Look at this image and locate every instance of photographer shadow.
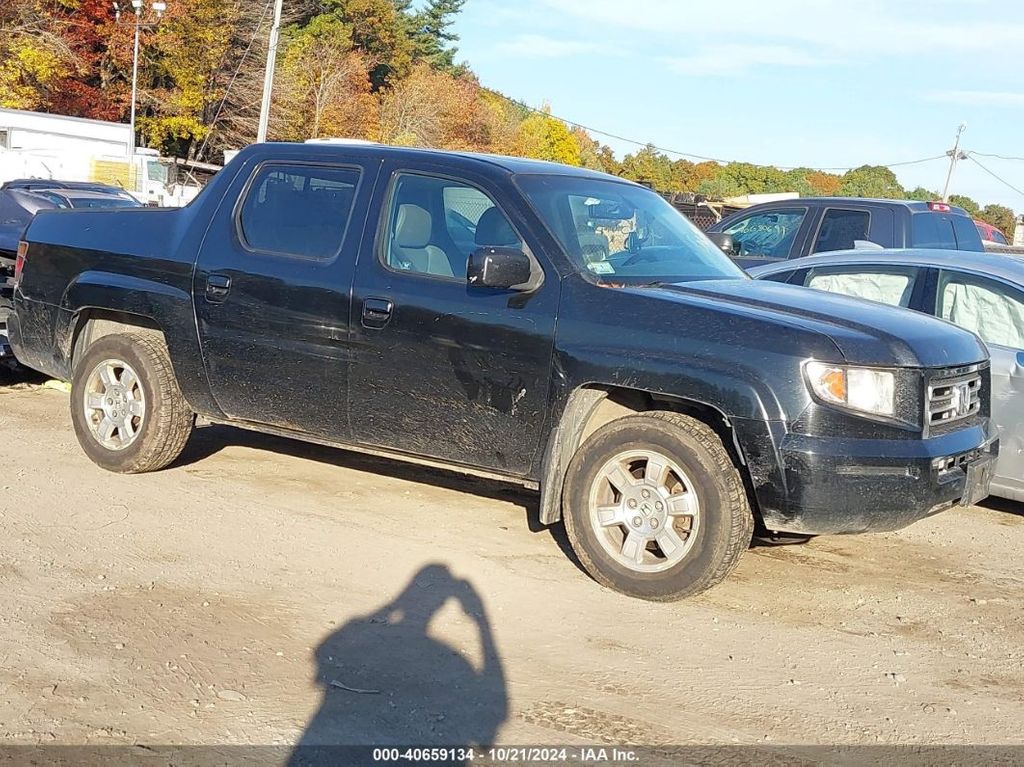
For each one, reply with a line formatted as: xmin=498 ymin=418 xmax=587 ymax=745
xmin=288 ymin=564 xmax=507 ymax=766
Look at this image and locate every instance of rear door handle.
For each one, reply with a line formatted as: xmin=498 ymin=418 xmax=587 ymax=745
xmin=361 ymin=297 xmax=394 ymax=328
xmin=205 ymin=273 xmax=231 ymax=302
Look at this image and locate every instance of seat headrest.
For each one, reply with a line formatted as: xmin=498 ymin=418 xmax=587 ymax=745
xmin=394 ymin=204 xmax=432 ymax=249
xmin=475 ymin=206 xmax=520 ymax=248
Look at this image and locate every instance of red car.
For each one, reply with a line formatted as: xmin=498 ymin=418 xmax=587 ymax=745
xmin=974 ymin=219 xmax=1009 ymax=246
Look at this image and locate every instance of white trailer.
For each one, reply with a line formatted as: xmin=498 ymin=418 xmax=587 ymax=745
xmin=0 ymin=107 xmax=201 ymax=206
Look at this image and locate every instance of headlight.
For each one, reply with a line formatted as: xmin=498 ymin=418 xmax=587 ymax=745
xmin=805 ymin=361 xmax=896 ymax=418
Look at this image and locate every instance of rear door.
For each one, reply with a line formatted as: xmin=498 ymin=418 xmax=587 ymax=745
xmin=800 ymin=263 xmax=925 ymax=308
xmin=193 ymin=157 xmax=379 ymax=440
xmin=932 ymin=270 xmax=1024 ymax=495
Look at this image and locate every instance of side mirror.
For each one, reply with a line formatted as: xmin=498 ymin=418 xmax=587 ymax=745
xmin=467 ymin=247 xmax=532 ymax=290
xmin=706 ymin=231 xmax=737 ymax=256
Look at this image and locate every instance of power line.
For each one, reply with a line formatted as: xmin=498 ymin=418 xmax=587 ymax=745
xmin=487 ymin=87 xmax=948 ymax=173
xmin=970 ymin=150 xmax=1024 ymax=162
xmin=966 ymin=153 xmax=1024 ymax=199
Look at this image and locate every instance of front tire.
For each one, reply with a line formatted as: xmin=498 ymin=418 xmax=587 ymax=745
xmin=562 ymin=411 xmax=753 ymax=601
xmin=70 ymin=332 xmax=194 ymax=473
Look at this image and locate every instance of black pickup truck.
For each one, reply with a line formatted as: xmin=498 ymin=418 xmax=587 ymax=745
xmin=706 ymin=197 xmax=984 ymax=269
xmin=8 ymin=143 xmax=999 ymax=600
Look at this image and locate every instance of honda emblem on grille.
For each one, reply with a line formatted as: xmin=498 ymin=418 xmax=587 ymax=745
xmin=950 ymin=382 xmax=972 ymax=417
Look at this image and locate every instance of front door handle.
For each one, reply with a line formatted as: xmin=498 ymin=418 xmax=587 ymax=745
xmin=205 ymin=273 xmax=232 ymax=302
xmin=362 ymin=297 xmax=394 ymax=328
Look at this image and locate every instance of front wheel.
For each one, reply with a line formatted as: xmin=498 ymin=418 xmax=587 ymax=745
xmin=70 ymin=332 xmax=194 ymax=473
xmin=562 ymin=411 xmax=753 ymax=601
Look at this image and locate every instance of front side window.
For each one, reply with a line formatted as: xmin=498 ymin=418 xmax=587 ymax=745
xmin=239 ymin=164 xmax=360 ymax=259
xmin=517 ymin=174 xmax=745 ymax=284
xmin=813 ymin=209 xmax=870 ymax=253
xmin=806 ymin=266 xmax=919 ymax=308
xmin=938 ymin=272 xmax=1024 ymax=349
xmin=383 ymin=173 xmax=522 ymax=280
xmin=723 ymin=208 xmax=807 ymax=261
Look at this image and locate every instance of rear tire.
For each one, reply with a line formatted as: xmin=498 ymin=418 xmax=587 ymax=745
xmin=562 ymin=411 xmax=753 ymax=601
xmin=70 ymin=332 xmax=194 ymax=473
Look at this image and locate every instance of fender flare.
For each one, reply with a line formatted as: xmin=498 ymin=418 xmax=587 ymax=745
xmin=537 ymin=384 xmax=758 ymax=526
xmin=59 ymin=272 xmax=219 ymax=416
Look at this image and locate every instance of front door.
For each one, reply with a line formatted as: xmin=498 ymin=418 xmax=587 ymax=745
xmin=933 ymin=269 xmax=1024 ymax=497
xmin=194 ymin=157 xmax=378 ymax=440
xmin=348 ymin=162 xmax=558 ymax=475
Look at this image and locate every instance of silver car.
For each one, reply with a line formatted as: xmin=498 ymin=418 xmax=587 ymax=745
xmin=749 ymin=249 xmax=1024 ymax=502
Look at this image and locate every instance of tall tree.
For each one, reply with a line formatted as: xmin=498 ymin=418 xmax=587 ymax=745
xmin=977 ymin=204 xmax=1016 ymax=237
xmin=949 ymin=194 xmax=980 ymax=216
xmin=515 ymin=109 xmax=581 ymax=166
xmin=905 ymin=186 xmax=936 ymax=201
xmin=376 ymin=63 xmax=485 ymax=149
xmin=0 ymin=0 xmax=73 ymax=110
xmin=328 ymin=0 xmax=414 ymax=90
xmin=838 ymin=165 xmax=905 ymax=198
xmin=408 ymin=0 xmax=465 ymax=72
xmin=618 ymin=145 xmax=672 ymax=191
xmin=276 ymin=16 xmax=376 ymax=141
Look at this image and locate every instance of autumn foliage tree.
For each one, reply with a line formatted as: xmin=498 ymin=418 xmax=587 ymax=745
xmin=0 ymin=0 xmax=1016 ymax=225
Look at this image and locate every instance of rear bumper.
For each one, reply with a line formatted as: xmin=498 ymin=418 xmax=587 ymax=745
xmin=736 ymin=418 xmax=999 ymax=535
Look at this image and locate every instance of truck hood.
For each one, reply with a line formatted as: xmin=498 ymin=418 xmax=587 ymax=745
xmin=643 ymin=278 xmax=987 ymax=368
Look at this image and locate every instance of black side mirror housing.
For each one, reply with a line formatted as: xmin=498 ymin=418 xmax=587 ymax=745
xmin=467 ymin=247 xmax=532 ymax=290
xmin=706 ymin=231 xmax=736 ymax=256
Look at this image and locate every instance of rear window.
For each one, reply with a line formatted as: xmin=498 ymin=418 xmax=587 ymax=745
xmin=951 ymin=215 xmax=984 ymax=251
xmin=911 ymin=212 xmax=983 ymax=251
xmin=238 ymin=163 xmax=360 ymax=260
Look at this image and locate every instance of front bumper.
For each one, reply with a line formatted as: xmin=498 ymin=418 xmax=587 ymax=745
xmin=736 ymin=418 xmax=999 ymax=535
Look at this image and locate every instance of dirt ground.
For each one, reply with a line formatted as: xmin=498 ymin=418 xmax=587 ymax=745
xmin=1 ymin=379 xmax=1022 ymax=754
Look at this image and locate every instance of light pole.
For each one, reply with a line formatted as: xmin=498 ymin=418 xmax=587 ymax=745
xmin=114 ymin=0 xmax=166 ymax=159
xmin=256 ymin=0 xmax=284 ymax=142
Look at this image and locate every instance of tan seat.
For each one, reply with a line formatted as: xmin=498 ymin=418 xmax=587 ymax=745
xmin=390 ymin=204 xmax=454 ymax=278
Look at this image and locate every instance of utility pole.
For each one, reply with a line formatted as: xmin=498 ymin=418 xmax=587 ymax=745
xmin=941 ymin=123 xmax=968 ymax=202
xmin=256 ymin=0 xmax=284 ymax=143
xmin=116 ymin=1 xmax=165 ymax=159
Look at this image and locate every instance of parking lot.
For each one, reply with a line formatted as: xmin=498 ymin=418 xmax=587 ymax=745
xmin=1 ymin=379 xmax=1022 ymax=749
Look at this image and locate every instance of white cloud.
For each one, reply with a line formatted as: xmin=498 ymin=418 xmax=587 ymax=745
xmin=923 ymin=90 xmax=1024 ymax=107
xmin=664 ymin=44 xmax=829 ymax=77
xmin=533 ymin=0 xmax=1024 ymax=62
xmin=495 ymin=34 xmax=599 ymax=59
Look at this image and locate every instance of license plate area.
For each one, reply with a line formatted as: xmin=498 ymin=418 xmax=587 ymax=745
xmin=961 ymin=455 xmax=996 ymax=507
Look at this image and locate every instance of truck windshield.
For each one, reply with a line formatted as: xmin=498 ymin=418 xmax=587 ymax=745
xmin=516 ymin=174 xmax=746 ymax=284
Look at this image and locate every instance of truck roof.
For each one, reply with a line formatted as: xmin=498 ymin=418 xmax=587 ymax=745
xmin=766 ymin=196 xmax=973 ymax=216
xmin=252 ymin=142 xmax=627 ymax=183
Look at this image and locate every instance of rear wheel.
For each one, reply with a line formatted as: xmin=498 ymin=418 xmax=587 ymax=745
xmin=562 ymin=411 xmax=753 ymax=601
xmin=70 ymin=332 xmax=194 ymax=473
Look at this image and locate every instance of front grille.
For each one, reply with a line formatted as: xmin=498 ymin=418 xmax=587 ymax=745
xmin=927 ymin=366 xmax=982 ymax=430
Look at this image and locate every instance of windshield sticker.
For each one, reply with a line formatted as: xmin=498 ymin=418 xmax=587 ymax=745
xmin=587 ymin=261 xmax=615 ymax=275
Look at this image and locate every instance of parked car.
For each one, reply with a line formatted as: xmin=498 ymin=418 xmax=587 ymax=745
xmin=24 ymin=189 xmax=144 ymax=210
xmin=706 ymin=198 xmax=984 ymax=268
xmin=974 ymin=219 xmax=1009 ymax=247
xmin=750 ymin=249 xmax=1023 ymax=502
xmin=1 ymin=178 xmax=140 ymax=203
xmin=9 ymin=143 xmax=998 ymax=600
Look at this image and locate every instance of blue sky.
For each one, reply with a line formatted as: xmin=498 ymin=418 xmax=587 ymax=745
xmin=452 ymin=0 xmax=1024 ymax=212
